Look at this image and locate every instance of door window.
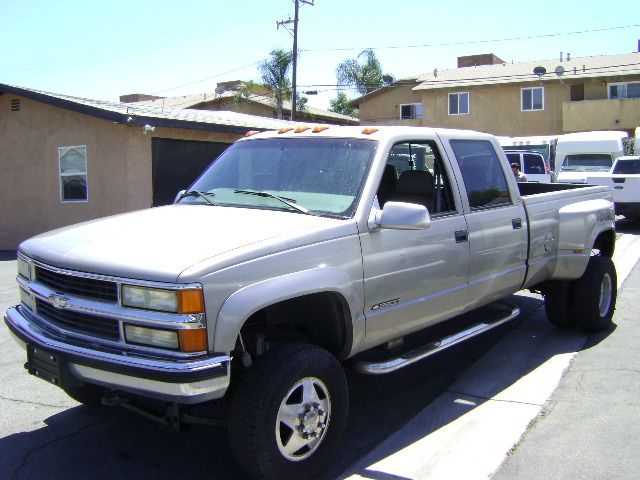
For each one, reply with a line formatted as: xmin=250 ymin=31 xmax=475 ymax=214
xmin=450 ymin=140 xmax=511 ymax=210
xmin=379 ymin=141 xmax=456 ymax=216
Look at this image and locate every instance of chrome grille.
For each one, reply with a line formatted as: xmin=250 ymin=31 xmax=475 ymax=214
xmin=36 ymin=299 xmax=120 ymax=340
xmin=35 ymin=266 xmax=118 ymax=302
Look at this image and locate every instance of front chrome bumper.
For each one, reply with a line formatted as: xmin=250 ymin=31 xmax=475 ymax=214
xmin=4 ymin=305 xmax=230 ymax=404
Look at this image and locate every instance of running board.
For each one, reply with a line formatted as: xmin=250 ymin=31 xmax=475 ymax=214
xmin=355 ymin=302 xmax=520 ymax=375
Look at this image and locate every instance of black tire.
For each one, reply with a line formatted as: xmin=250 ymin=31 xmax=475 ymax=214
xmin=543 ymin=281 xmax=577 ymax=328
xmin=228 ymin=343 xmax=348 ymax=480
xmin=573 ymin=256 xmax=617 ymax=333
xmin=63 ymin=383 xmax=104 ymax=407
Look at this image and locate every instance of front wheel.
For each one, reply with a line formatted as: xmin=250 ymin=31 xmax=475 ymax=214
xmin=227 ymin=343 xmax=348 ymax=480
xmin=574 ymin=256 xmax=617 ymax=333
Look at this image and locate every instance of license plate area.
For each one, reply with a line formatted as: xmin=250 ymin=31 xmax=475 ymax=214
xmin=26 ymin=344 xmax=78 ymax=389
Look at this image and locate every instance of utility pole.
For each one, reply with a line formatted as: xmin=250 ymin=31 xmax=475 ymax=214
xmin=277 ymin=0 xmax=314 ymax=121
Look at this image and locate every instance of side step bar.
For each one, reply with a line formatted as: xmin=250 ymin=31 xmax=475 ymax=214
xmin=355 ymin=302 xmax=520 ymax=375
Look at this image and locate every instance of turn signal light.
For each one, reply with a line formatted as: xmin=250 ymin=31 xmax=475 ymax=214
xmin=179 ymin=329 xmax=208 ymax=352
xmin=177 ymin=289 xmax=205 ymax=314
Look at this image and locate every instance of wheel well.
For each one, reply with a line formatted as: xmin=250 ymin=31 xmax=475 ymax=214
xmin=594 ymin=229 xmax=615 ymax=258
xmin=237 ymin=292 xmax=352 ymax=361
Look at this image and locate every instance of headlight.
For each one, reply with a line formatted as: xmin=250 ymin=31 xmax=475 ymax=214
xmin=121 ymin=285 xmax=204 ymax=314
xmin=17 ymin=256 xmax=31 ymax=280
xmin=124 ymin=324 xmax=207 ymax=352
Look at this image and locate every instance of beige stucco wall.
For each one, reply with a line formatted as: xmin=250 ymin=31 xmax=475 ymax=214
xmin=420 ymin=81 xmax=570 ymax=136
xmin=358 ymin=84 xmax=423 ymax=125
xmin=0 ymin=94 xmax=241 ymax=249
xmin=563 ymin=97 xmax=640 ymax=133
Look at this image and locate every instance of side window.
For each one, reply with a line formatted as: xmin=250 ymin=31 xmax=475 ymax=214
xmin=523 ymin=154 xmax=544 ymax=174
xmin=377 ymin=141 xmax=456 ymax=216
xmin=450 ymin=140 xmax=511 ymax=210
xmin=399 ymin=103 xmax=423 ymax=120
xmin=58 ymin=145 xmax=88 ymax=202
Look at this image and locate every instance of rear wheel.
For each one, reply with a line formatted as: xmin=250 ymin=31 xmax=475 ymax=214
xmin=228 ymin=343 xmax=348 ymax=480
xmin=573 ymin=256 xmax=617 ymax=333
xmin=543 ymin=281 xmax=577 ymax=328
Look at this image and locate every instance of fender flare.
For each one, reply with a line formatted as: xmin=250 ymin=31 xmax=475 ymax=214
xmin=213 ymin=267 xmax=360 ymax=354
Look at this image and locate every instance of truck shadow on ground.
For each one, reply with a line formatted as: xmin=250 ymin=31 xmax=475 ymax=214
xmin=0 ymin=294 xmax=615 ymax=480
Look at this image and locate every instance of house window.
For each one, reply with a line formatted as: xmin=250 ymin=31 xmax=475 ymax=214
xmin=448 ymin=92 xmax=469 ymax=115
xmin=521 ymin=87 xmax=544 ymax=111
xmin=400 ymin=103 xmax=423 ymax=120
xmin=58 ymin=145 xmax=88 ymax=202
xmin=608 ymin=82 xmax=640 ymax=99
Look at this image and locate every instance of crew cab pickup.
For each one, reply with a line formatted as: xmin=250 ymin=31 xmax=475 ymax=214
xmin=586 ymin=155 xmax=640 ymax=220
xmin=5 ymin=126 xmax=617 ymax=480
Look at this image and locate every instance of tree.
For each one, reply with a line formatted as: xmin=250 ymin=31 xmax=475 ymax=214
xmin=329 ymin=92 xmax=358 ymax=117
xmin=259 ymin=49 xmax=293 ymax=119
xmin=336 ymin=49 xmax=390 ymax=95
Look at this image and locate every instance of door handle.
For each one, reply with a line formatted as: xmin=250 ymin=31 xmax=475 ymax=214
xmin=512 ymin=218 xmax=522 ymax=229
xmin=455 ymin=230 xmax=468 ymax=243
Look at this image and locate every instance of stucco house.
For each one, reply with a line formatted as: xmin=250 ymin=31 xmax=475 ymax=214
xmin=121 ymin=80 xmax=359 ymax=125
xmin=0 ymin=83 xmax=299 ymax=250
xmin=353 ymin=51 xmax=640 ymax=137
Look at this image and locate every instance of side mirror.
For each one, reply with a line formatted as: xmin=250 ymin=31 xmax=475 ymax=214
xmin=174 ymin=190 xmax=186 ymax=204
xmin=369 ymin=201 xmax=431 ymax=230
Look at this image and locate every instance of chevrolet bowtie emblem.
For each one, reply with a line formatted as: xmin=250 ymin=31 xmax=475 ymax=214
xmin=49 ymin=294 xmax=70 ymax=309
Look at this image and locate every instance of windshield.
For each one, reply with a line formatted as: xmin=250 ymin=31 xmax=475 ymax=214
xmin=613 ymin=159 xmax=640 ymax=174
xmin=560 ymin=154 xmax=613 ymax=172
xmin=179 ymin=137 xmax=377 ymax=217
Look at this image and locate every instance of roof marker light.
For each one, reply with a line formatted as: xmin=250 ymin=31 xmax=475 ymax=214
xmin=362 ymin=128 xmax=379 ymax=135
xmin=278 ymin=127 xmax=294 ymax=134
xmin=244 ymin=130 xmax=260 ymax=137
xmin=312 ymin=126 xmax=330 ymax=133
xmin=294 ymin=126 xmax=310 ymax=133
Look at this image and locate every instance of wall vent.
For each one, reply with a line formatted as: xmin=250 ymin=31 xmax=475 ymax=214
xmin=10 ymin=99 xmax=21 ymax=111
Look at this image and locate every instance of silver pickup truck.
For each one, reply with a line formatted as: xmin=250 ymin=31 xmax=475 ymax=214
xmin=5 ymin=126 xmax=617 ymax=479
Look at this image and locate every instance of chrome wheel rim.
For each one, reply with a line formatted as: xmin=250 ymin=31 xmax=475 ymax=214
xmin=275 ymin=376 xmax=331 ymax=461
xmin=599 ymin=273 xmax=613 ymax=317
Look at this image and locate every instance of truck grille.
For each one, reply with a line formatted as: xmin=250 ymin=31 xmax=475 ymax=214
xmin=36 ymin=299 xmax=120 ymax=340
xmin=35 ymin=266 xmax=118 ymax=302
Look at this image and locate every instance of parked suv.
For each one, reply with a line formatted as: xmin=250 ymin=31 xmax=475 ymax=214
xmin=504 ymin=150 xmax=551 ymax=183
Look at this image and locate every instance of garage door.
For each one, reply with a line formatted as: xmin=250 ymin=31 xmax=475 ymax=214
xmin=152 ymin=138 xmax=230 ymax=206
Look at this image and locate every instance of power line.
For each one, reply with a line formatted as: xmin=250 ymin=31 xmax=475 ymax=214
xmin=301 ymin=24 xmax=640 ymax=52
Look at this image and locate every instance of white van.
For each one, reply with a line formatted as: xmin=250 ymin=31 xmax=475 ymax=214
xmin=555 ymin=131 xmax=628 ymax=183
xmin=504 ymin=150 xmax=552 ymax=183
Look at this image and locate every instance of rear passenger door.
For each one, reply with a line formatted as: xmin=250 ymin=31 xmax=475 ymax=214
xmin=443 ymin=137 xmax=527 ymax=308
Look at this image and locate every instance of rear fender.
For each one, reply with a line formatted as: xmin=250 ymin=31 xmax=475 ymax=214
xmin=553 ymin=199 xmax=615 ymax=279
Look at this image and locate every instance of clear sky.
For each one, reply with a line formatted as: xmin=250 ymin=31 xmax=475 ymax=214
xmin=1 ymin=0 xmax=638 ymax=110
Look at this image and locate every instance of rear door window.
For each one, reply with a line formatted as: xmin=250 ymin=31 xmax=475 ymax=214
xmin=450 ymin=140 xmax=512 ymax=210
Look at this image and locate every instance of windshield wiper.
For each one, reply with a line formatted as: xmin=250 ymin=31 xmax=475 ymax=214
xmin=233 ymin=189 xmax=315 ymax=215
xmin=178 ymin=190 xmax=217 ymax=206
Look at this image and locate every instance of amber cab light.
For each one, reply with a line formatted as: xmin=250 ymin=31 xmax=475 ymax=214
xmin=278 ymin=127 xmax=294 ymax=134
xmin=244 ymin=130 xmax=260 ymax=137
xmin=312 ymin=126 xmax=329 ymax=133
xmin=362 ymin=128 xmax=379 ymax=135
xmin=294 ymin=126 xmax=310 ymax=133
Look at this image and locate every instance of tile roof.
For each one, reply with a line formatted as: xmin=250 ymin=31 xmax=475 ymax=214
xmin=0 ymin=83 xmax=300 ymax=132
xmin=134 ymin=89 xmax=359 ymax=123
xmin=414 ymin=52 xmax=640 ymax=91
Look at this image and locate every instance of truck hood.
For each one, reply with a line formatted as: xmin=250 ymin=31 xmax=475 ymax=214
xmin=20 ymin=205 xmax=353 ymax=283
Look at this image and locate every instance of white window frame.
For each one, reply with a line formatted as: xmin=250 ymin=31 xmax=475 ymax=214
xmin=400 ymin=103 xmax=423 ymax=120
xmin=58 ymin=145 xmax=89 ymax=203
xmin=521 ymin=87 xmax=544 ymax=111
xmin=448 ymin=92 xmax=469 ymax=115
xmin=608 ymin=81 xmax=640 ymax=99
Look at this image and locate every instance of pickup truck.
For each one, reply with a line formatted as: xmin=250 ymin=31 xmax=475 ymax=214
xmin=586 ymin=155 xmax=640 ymax=221
xmin=5 ymin=126 xmax=617 ymax=480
